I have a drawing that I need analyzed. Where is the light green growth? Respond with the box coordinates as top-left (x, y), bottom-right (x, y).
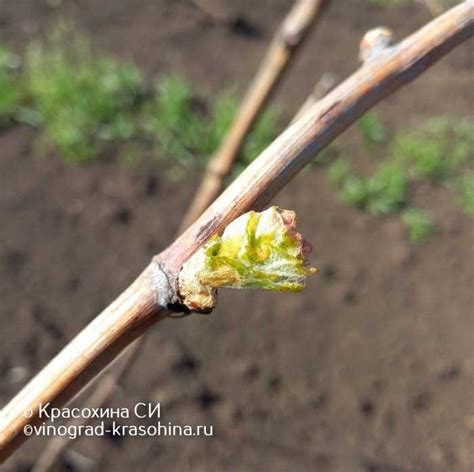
top-left (201, 92), bottom-right (236, 155)
top-left (24, 30), bottom-right (145, 163)
top-left (1, 26), bottom-right (278, 171)
top-left (327, 159), bottom-right (351, 186)
top-left (148, 75), bottom-right (204, 164)
top-left (339, 175), bottom-right (370, 207)
top-left (179, 207), bottom-right (316, 311)
top-left (358, 112), bottom-right (387, 148)
top-left (402, 208), bottom-right (434, 243)
top-left (201, 208), bottom-right (316, 292)
top-left (0, 46), bottom-right (23, 125)
top-left (148, 82), bottom-right (277, 171)
top-left (329, 161), bottom-right (407, 215)
top-left (364, 163), bottom-right (407, 214)
top-left (457, 174), bottom-right (474, 217)
top-left (448, 119), bottom-right (474, 167)
top-left (391, 117), bottom-right (474, 181)
top-left (327, 116), bottom-right (472, 242)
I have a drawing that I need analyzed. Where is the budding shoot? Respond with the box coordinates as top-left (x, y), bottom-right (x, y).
top-left (178, 206), bottom-right (317, 312)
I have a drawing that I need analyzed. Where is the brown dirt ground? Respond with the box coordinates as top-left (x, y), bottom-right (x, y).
top-left (0, 1), bottom-right (473, 471)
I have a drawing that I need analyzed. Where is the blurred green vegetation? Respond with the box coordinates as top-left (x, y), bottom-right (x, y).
top-left (0, 46), bottom-right (23, 126)
top-left (24, 33), bottom-right (146, 162)
top-left (457, 174), bottom-right (474, 216)
top-left (147, 82), bottom-right (277, 173)
top-left (391, 118), bottom-right (474, 181)
top-left (402, 208), bottom-right (434, 243)
top-left (0, 33), bottom-right (277, 170)
top-left (328, 160), bottom-right (407, 215)
top-left (0, 29), bottom-right (471, 244)
top-left (147, 75), bottom-right (204, 165)
top-left (327, 113), bottom-right (473, 242)
top-left (358, 112), bottom-right (387, 148)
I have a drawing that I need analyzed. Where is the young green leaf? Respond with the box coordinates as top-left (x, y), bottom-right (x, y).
top-left (179, 206), bottom-right (317, 312)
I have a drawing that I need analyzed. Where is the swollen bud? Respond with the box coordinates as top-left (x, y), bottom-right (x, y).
top-left (178, 206), bottom-right (317, 312)
top-left (359, 27), bottom-right (394, 63)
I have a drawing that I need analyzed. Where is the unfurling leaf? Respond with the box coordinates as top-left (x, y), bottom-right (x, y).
top-left (178, 206), bottom-right (317, 312)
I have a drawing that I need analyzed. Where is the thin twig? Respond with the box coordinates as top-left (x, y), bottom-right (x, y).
top-left (32, 340), bottom-right (143, 472)
top-left (33, 72), bottom-right (336, 472)
top-left (163, 1), bottom-right (473, 273)
top-left (179, 0), bottom-right (329, 232)
top-left (1, 1), bottom-right (472, 461)
top-left (290, 73), bottom-right (336, 125)
top-left (33, 4), bottom-right (328, 472)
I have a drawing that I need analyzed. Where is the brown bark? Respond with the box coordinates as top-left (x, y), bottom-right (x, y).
top-left (1, 1), bottom-right (472, 462)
